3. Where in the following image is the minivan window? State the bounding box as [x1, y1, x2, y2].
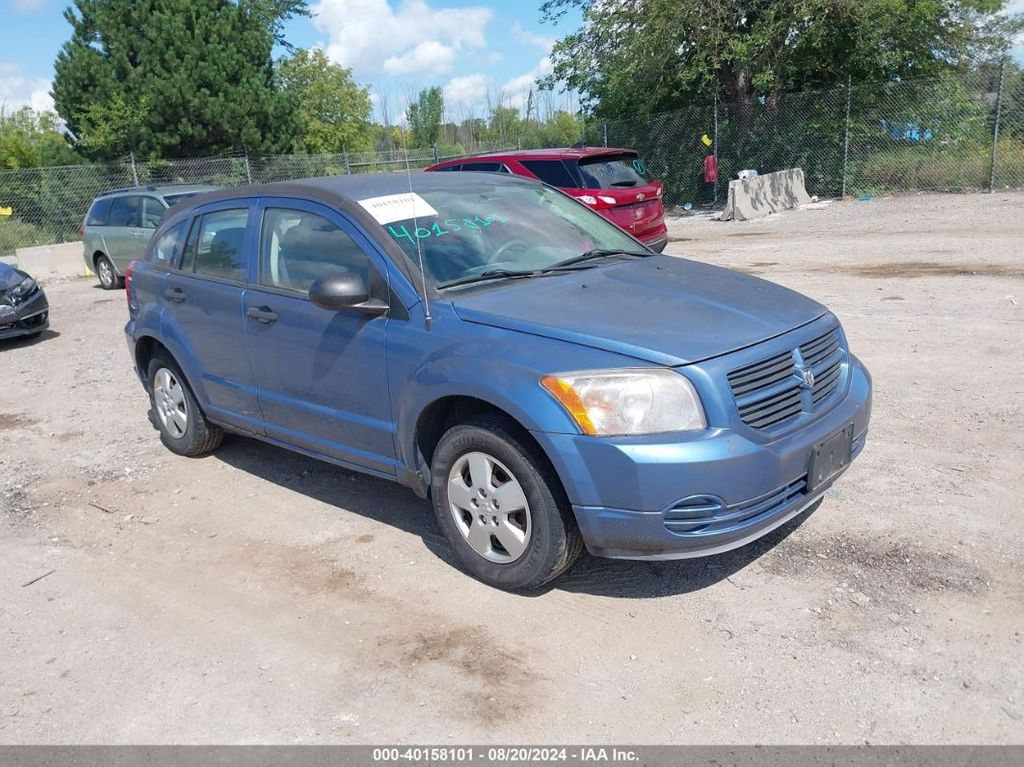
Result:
[260, 208, 370, 293]
[152, 222, 187, 266]
[163, 192, 203, 207]
[108, 196, 140, 227]
[140, 197, 164, 229]
[576, 154, 651, 188]
[86, 197, 112, 226]
[520, 159, 579, 188]
[192, 209, 248, 281]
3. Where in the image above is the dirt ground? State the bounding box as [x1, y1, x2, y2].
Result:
[1, 192, 1022, 745]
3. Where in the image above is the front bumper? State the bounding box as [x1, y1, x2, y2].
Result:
[536, 357, 871, 560]
[0, 289, 49, 341]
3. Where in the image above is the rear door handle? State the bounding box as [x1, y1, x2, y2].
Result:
[246, 306, 278, 324]
[164, 288, 186, 303]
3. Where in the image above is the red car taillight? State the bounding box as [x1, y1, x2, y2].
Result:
[125, 259, 137, 307]
[574, 194, 617, 210]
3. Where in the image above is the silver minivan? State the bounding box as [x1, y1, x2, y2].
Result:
[82, 184, 217, 289]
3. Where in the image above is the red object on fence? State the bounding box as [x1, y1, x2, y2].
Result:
[703, 154, 718, 183]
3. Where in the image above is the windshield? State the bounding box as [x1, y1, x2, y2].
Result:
[576, 154, 651, 189]
[367, 181, 643, 288]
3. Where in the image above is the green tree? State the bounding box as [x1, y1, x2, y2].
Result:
[488, 105, 522, 147]
[407, 86, 444, 148]
[0, 107, 81, 168]
[541, 0, 1024, 119]
[52, 0, 308, 159]
[279, 49, 374, 154]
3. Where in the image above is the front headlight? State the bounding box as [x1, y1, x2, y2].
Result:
[9, 277, 37, 304]
[540, 369, 706, 436]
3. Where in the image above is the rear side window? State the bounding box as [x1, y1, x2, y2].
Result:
[151, 222, 186, 266]
[461, 162, 506, 173]
[432, 164, 458, 172]
[140, 197, 165, 229]
[260, 208, 370, 293]
[576, 154, 650, 189]
[191, 209, 249, 281]
[520, 159, 579, 188]
[86, 198, 112, 227]
[108, 196, 140, 227]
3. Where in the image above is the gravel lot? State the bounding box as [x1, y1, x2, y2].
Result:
[1, 192, 1022, 744]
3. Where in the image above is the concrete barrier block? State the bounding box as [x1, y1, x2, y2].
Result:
[721, 168, 812, 221]
[14, 241, 92, 278]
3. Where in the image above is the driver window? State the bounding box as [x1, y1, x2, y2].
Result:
[260, 208, 371, 293]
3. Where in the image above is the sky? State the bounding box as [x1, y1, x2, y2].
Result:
[0, 0, 582, 119]
[1, 0, 1022, 121]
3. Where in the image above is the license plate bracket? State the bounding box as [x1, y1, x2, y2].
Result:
[807, 423, 854, 492]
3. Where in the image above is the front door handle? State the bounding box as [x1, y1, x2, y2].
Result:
[246, 306, 278, 324]
[164, 287, 186, 303]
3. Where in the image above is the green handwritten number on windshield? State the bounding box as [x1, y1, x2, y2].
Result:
[632, 159, 648, 175]
[387, 215, 510, 244]
[387, 224, 414, 244]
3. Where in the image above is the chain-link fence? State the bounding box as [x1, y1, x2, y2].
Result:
[3, 66, 1023, 257]
[0, 143, 510, 257]
[586, 64, 1024, 209]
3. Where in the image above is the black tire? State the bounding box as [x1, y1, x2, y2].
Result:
[430, 414, 584, 590]
[147, 352, 223, 457]
[95, 255, 122, 290]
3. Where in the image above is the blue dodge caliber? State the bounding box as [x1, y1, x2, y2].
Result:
[125, 172, 871, 589]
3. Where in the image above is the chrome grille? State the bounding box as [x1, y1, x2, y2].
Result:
[728, 326, 846, 430]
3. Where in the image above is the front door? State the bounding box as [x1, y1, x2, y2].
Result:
[242, 199, 397, 475]
[161, 202, 263, 433]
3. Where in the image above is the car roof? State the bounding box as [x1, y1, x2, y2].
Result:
[437, 147, 639, 164]
[167, 170, 535, 210]
[96, 183, 220, 200]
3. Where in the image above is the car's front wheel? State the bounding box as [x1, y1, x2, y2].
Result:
[95, 255, 122, 290]
[147, 353, 223, 457]
[430, 415, 583, 590]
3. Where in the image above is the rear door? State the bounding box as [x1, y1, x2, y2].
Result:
[241, 197, 397, 475]
[160, 201, 263, 434]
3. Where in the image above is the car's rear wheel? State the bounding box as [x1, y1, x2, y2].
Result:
[147, 353, 222, 457]
[430, 414, 583, 590]
[95, 255, 122, 290]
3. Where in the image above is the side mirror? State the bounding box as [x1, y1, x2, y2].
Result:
[309, 273, 389, 317]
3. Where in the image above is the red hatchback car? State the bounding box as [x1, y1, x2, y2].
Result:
[425, 147, 668, 252]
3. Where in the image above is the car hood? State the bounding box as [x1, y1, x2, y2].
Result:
[0, 263, 29, 291]
[450, 256, 826, 366]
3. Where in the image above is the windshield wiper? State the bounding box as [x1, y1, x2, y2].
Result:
[437, 249, 654, 289]
[437, 269, 538, 289]
[540, 248, 653, 273]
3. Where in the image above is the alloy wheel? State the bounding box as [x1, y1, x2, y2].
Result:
[447, 451, 532, 564]
[153, 367, 189, 439]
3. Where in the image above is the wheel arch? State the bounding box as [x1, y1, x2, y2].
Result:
[411, 395, 568, 504]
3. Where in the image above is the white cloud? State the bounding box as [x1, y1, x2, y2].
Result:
[312, 0, 492, 80]
[443, 73, 490, 110]
[500, 55, 554, 110]
[0, 62, 53, 113]
[384, 40, 456, 76]
[511, 22, 555, 53]
[12, 0, 49, 11]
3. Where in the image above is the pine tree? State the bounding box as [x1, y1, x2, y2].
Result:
[53, 0, 307, 159]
